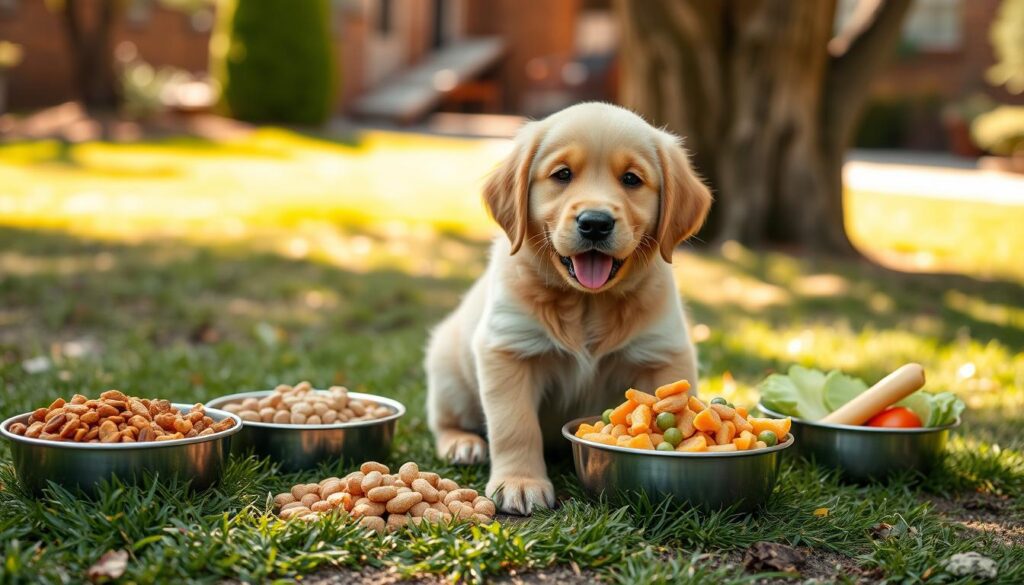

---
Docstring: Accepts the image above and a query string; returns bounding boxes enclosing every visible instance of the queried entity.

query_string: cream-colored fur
[425,102,712,515]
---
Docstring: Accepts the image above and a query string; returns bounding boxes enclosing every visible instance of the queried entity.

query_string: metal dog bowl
[205,390,404,472]
[562,416,793,512]
[757,403,959,481]
[0,404,241,495]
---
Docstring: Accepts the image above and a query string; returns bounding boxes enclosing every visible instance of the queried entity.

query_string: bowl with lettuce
[756,366,963,481]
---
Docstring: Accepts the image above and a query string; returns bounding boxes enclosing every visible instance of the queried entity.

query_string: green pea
[758,430,778,447]
[710,397,728,406]
[602,409,614,424]
[663,427,683,446]
[656,442,675,452]
[655,411,676,431]
[726,402,735,409]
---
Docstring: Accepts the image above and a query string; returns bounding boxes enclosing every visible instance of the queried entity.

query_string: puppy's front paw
[437,430,489,464]
[486,474,555,515]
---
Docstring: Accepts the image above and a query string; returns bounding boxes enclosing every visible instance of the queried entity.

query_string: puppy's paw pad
[486,475,555,516]
[439,433,489,465]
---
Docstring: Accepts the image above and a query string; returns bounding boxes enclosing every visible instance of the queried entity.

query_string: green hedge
[972,106,1024,156]
[211,0,336,125]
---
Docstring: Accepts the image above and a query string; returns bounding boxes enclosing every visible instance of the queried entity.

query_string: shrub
[971,106,1024,156]
[210,0,336,125]
[987,0,1024,94]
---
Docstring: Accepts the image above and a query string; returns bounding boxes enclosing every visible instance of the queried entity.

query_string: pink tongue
[571,252,613,289]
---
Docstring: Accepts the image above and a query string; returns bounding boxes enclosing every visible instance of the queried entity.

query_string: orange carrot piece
[688,396,706,412]
[693,407,722,433]
[609,400,638,426]
[707,444,738,452]
[582,432,617,446]
[676,408,696,438]
[627,433,655,450]
[654,379,691,399]
[653,394,688,414]
[715,420,736,445]
[676,434,708,452]
[630,404,653,435]
[625,389,658,406]
[748,417,792,438]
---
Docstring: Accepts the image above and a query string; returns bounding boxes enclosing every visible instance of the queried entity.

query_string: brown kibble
[473,497,496,517]
[444,488,477,505]
[347,473,365,495]
[300,493,320,507]
[360,471,383,493]
[154,413,177,431]
[280,506,312,520]
[398,462,419,484]
[58,416,80,439]
[128,415,150,430]
[411,478,440,503]
[173,418,193,434]
[272,410,291,424]
[9,422,28,435]
[100,390,127,402]
[360,461,389,475]
[359,516,386,533]
[43,413,67,434]
[352,502,386,517]
[326,492,352,510]
[274,492,296,507]
[472,513,493,524]
[437,478,459,492]
[48,397,66,411]
[70,394,88,405]
[408,501,430,517]
[367,486,398,503]
[25,421,44,438]
[65,404,89,415]
[154,432,184,441]
[198,428,214,436]
[386,514,410,532]
[418,471,440,487]
[310,501,333,513]
[385,491,423,514]
[99,421,120,443]
[423,508,452,523]
[291,483,317,500]
[320,479,344,499]
[80,411,99,425]
[280,501,306,512]
[137,427,154,442]
[31,408,48,422]
[380,474,397,487]
[73,427,88,441]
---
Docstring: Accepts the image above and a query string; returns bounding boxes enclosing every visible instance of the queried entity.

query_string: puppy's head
[484,102,711,292]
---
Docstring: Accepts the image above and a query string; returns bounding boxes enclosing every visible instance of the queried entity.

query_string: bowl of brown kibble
[0,390,242,494]
[205,381,405,472]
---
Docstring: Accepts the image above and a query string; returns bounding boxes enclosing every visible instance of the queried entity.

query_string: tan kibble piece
[291,403,313,417]
[367,486,398,503]
[272,411,291,424]
[412,479,440,503]
[408,501,430,517]
[437,478,459,492]
[291,483,317,500]
[305,415,322,425]
[326,492,350,509]
[347,473,365,495]
[310,501,333,513]
[360,471,383,493]
[280,501,306,512]
[385,491,423,514]
[380,474,397,487]
[320,479,344,498]
[259,407,276,422]
[280,506,311,520]
[429,502,450,513]
[274,493,296,507]
[300,493,320,507]
[473,498,496,517]
[360,461,389,475]
[422,508,452,523]
[290,412,307,424]
[399,462,419,484]
[352,502,386,517]
[386,514,410,532]
[321,410,338,424]
[359,516,386,533]
[472,513,493,524]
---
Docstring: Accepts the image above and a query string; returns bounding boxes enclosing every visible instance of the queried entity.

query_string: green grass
[0,223,1021,584]
[1,129,1023,583]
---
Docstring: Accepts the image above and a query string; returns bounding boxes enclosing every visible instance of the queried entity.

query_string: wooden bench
[351,37,505,124]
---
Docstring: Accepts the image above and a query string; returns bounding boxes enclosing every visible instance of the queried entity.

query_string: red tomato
[866,407,922,428]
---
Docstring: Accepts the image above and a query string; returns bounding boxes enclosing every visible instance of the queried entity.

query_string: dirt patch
[293,563,598,584]
[722,546,880,584]
[927,493,1024,548]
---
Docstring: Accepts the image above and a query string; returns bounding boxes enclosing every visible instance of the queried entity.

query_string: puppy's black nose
[577,210,615,241]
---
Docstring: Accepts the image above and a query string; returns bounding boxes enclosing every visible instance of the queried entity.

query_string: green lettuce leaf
[758,365,830,420]
[925,392,965,427]
[822,370,869,411]
[896,392,932,426]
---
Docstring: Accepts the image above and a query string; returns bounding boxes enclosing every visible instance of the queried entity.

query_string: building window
[835,0,962,53]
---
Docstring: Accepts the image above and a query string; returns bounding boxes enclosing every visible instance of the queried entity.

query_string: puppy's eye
[552,168,572,183]
[621,172,642,187]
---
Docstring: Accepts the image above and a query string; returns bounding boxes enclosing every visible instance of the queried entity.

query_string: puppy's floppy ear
[655,134,713,263]
[483,121,543,255]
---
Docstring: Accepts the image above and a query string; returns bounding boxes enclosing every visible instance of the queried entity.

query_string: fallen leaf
[813,507,829,517]
[87,549,128,583]
[922,566,934,580]
[870,522,894,540]
[743,541,806,574]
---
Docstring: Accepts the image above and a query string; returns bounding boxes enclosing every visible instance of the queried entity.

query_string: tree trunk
[616,0,912,255]
[59,0,121,111]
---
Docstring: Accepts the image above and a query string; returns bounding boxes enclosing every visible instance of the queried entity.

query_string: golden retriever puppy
[425,102,711,514]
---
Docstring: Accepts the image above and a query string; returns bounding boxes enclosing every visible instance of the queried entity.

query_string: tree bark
[616,0,912,255]
[58,0,121,111]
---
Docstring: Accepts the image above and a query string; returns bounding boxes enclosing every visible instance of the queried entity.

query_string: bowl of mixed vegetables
[756,366,963,481]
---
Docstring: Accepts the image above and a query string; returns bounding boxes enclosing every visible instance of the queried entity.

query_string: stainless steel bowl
[757,403,959,481]
[0,404,241,495]
[205,390,405,472]
[562,416,794,512]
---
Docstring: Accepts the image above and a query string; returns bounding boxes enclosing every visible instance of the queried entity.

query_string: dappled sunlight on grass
[0,128,505,238]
